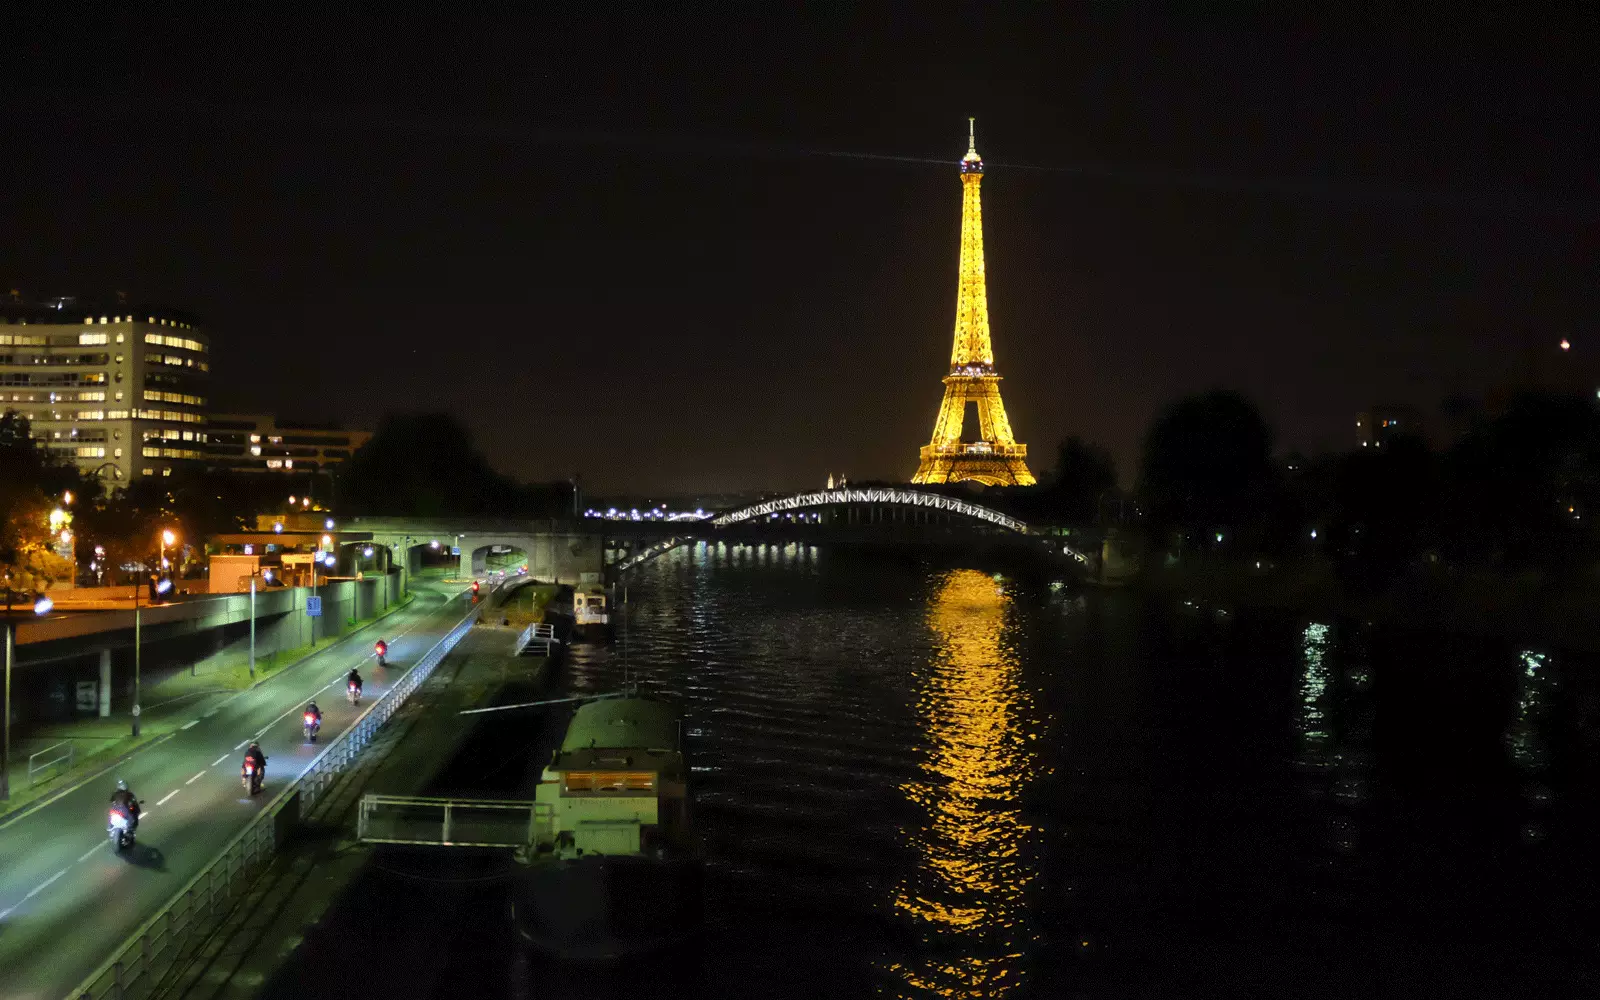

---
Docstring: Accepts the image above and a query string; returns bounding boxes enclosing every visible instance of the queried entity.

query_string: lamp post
[5,595,55,799]
[248,576,256,680]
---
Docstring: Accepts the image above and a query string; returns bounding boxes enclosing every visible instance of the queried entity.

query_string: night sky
[4,10,1595,493]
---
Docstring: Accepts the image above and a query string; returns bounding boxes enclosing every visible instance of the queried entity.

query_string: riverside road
[0,580,471,1000]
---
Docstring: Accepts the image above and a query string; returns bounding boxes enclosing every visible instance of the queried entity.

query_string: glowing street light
[3,596,57,799]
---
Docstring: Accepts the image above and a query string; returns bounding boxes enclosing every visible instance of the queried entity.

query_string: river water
[270,542,1600,997]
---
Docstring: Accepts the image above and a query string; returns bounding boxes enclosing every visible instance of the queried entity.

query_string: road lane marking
[0,905,14,920]
[181,720,198,730]
[79,844,104,863]
[213,753,230,766]
[186,770,207,785]
[157,789,180,806]
[235,740,251,750]
[24,869,66,899]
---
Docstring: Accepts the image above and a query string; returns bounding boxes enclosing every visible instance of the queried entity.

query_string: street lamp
[3,596,56,800]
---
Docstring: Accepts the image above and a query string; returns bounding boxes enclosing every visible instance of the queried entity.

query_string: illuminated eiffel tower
[912,119,1036,487]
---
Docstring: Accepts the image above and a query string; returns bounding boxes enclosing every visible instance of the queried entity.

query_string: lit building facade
[205,413,372,473]
[0,296,210,485]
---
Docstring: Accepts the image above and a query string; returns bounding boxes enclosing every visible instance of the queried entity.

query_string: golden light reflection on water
[887,569,1040,997]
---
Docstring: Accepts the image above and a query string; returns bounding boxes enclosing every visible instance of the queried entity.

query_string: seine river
[269,541,1600,997]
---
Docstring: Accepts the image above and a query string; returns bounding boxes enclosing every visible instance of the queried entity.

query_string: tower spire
[910,121,1035,488]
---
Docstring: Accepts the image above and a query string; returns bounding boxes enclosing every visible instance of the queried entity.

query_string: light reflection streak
[1296,623,1333,770]
[887,569,1039,997]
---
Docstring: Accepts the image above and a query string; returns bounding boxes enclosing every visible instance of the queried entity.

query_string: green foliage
[0,409,77,599]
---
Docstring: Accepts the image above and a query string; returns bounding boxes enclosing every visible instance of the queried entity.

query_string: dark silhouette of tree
[1136,390,1277,554]
[1439,391,1600,573]
[1324,433,1438,589]
[1045,436,1117,524]
[334,413,569,517]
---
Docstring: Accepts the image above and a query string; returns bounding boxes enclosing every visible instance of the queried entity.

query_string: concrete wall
[457,531,603,584]
[5,571,408,733]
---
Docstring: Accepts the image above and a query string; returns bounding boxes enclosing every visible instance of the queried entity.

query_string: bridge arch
[712,488,1029,533]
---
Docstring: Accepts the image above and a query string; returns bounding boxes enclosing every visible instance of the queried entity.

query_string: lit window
[142,467,154,475]
[116,332,124,344]
[162,468,172,476]
[249,434,261,443]
[79,332,108,345]
[250,445,261,456]
[114,447,122,458]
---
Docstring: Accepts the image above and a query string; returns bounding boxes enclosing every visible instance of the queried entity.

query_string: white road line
[24,869,66,900]
[212,753,230,767]
[181,719,199,730]
[235,740,251,750]
[185,771,206,785]
[0,905,14,920]
[156,789,180,807]
[78,844,104,864]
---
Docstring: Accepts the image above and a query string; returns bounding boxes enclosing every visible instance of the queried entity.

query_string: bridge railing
[355,793,549,848]
[514,622,559,657]
[66,601,476,1000]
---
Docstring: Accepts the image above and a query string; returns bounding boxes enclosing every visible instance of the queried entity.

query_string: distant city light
[1560,338,1571,351]
[1215,532,1224,543]
[244,544,254,554]
[363,547,374,557]
[33,596,53,615]
[324,554,337,567]
[263,568,274,581]
[156,579,172,595]
[289,495,296,505]
[1310,530,1318,539]
[325,518,335,530]
[273,522,284,533]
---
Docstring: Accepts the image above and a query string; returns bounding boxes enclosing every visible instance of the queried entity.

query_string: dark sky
[3,10,1596,492]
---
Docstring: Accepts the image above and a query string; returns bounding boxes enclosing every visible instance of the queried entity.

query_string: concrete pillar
[99,648,112,717]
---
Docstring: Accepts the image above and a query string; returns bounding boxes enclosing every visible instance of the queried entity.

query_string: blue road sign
[306,596,323,617]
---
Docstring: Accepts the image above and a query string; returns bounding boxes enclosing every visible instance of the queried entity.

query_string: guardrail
[355,794,549,848]
[514,623,559,657]
[27,741,75,784]
[66,602,476,1000]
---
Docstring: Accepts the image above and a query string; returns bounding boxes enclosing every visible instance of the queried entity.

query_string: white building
[1,295,210,485]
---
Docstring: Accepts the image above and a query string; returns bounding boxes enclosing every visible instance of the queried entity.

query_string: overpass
[233,488,1092,590]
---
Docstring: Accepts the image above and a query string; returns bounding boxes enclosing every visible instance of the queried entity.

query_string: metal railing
[514,622,559,657]
[355,794,549,848]
[67,605,476,1000]
[27,741,75,784]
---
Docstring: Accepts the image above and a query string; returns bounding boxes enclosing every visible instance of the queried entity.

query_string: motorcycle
[108,805,139,851]
[241,759,264,795]
[303,712,320,742]
[375,640,388,667]
[347,680,361,706]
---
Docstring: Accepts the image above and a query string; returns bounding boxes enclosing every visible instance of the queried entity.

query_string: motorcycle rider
[346,667,363,697]
[109,778,141,828]
[375,639,388,666]
[244,741,267,777]
[304,700,322,739]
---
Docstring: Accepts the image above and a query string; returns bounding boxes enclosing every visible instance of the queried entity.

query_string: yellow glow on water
[887,569,1038,997]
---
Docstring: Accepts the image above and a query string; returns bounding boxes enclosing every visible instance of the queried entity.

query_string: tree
[335,413,531,517]
[0,411,76,601]
[1439,391,1600,573]
[1044,436,1117,524]
[1136,390,1277,553]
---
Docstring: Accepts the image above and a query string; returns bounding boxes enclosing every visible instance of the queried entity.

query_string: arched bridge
[611,487,1089,574]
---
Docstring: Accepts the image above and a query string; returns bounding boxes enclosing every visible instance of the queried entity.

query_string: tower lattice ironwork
[911,119,1036,487]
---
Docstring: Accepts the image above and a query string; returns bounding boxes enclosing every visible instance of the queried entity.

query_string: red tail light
[244,762,254,773]
[304,713,314,723]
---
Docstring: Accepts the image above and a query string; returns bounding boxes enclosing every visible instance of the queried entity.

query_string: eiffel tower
[912,119,1036,487]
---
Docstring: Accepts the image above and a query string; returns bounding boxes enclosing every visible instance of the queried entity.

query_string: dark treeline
[1028,388,1600,596]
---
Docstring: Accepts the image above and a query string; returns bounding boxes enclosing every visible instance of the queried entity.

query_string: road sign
[306,596,323,617]
[451,546,461,556]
